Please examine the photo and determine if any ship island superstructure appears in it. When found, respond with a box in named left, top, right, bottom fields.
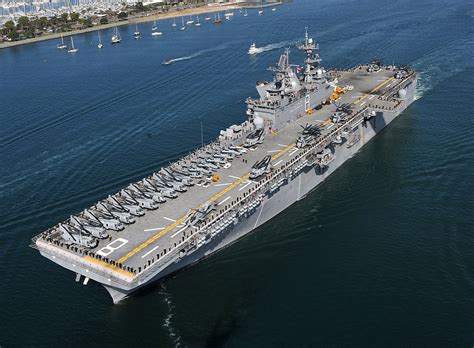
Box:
left=31, top=29, right=417, bottom=303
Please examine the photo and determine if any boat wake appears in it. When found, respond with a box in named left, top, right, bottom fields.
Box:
left=411, top=35, right=474, bottom=101
left=159, top=284, right=182, bottom=347
left=250, top=39, right=298, bottom=55
left=165, top=43, right=229, bottom=65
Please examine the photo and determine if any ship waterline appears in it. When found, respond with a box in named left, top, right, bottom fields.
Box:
left=31, top=31, right=416, bottom=303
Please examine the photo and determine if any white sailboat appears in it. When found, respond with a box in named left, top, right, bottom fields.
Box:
left=57, top=33, right=67, bottom=49
left=97, top=30, right=103, bottom=48
left=204, top=14, right=211, bottom=21
left=180, top=16, right=186, bottom=31
left=152, top=19, right=162, bottom=36
left=243, top=8, right=248, bottom=17
left=133, top=23, right=140, bottom=39
left=186, top=14, right=194, bottom=25
left=195, top=14, right=201, bottom=27
left=67, top=36, right=78, bottom=53
left=172, top=17, right=177, bottom=27
left=111, top=26, right=121, bottom=44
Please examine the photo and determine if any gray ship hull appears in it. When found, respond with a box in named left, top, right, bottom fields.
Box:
left=103, top=79, right=417, bottom=303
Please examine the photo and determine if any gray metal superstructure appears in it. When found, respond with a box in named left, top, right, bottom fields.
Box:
left=31, top=30, right=417, bottom=303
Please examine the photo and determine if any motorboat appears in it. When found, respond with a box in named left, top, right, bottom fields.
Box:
left=248, top=43, right=258, bottom=55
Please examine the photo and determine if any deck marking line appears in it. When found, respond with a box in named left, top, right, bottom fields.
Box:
left=83, top=256, right=134, bottom=278
left=239, top=180, right=253, bottom=191
left=353, top=77, right=394, bottom=105
left=144, top=227, right=165, bottom=232
left=163, top=217, right=176, bottom=222
left=218, top=196, right=231, bottom=205
left=274, top=160, right=283, bottom=166
left=171, top=226, right=187, bottom=238
left=214, top=183, right=232, bottom=187
left=141, top=245, right=160, bottom=258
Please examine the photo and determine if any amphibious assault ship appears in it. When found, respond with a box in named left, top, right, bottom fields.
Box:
left=31, top=29, right=417, bottom=303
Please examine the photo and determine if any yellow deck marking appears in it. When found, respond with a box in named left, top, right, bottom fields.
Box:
left=353, top=76, right=394, bottom=105
left=116, top=211, right=194, bottom=264
left=272, top=143, right=295, bottom=161
left=84, top=256, right=134, bottom=278
left=113, top=143, right=296, bottom=266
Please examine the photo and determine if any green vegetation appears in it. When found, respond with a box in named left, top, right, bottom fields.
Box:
left=117, top=11, right=128, bottom=20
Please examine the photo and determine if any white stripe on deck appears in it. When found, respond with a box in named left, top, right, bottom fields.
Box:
left=360, top=101, right=366, bottom=106
left=267, top=150, right=280, bottom=153
left=277, top=143, right=288, bottom=147
left=163, top=217, right=176, bottom=222
left=327, top=123, right=335, bottom=130
left=143, top=227, right=165, bottom=232
left=239, top=180, right=253, bottom=191
left=218, top=196, right=231, bottom=205
left=229, top=175, right=240, bottom=180
left=141, top=245, right=159, bottom=258
left=274, top=159, right=283, bottom=166
left=214, top=183, right=232, bottom=187
left=369, top=95, right=375, bottom=100
left=289, top=148, right=299, bottom=156
left=171, top=225, right=188, bottom=238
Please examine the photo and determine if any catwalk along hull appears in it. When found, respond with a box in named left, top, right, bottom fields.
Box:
left=103, top=79, right=417, bottom=303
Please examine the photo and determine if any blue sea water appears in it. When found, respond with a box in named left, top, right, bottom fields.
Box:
left=0, top=0, right=473, bottom=346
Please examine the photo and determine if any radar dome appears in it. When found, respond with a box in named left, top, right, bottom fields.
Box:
left=308, top=38, right=313, bottom=44
left=253, top=116, right=264, bottom=129
left=317, top=69, right=323, bottom=76
left=398, top=89, right=407, bottom=99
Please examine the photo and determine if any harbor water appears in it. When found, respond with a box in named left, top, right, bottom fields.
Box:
left=0, top=0, right=473, bottom=346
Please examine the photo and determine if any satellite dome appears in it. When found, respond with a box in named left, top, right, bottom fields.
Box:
left=317, top=69, right=323, bottom=76
left=308, top=38, right=313, bottom=44
left=254, top=116, right=264, bottom=129
left=398, top=89, right=407, bottom=99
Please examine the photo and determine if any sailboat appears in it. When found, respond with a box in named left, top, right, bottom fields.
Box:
left=57, top=33, right=67, bottom=49
left=172, top=17, right=177, bottom=27
left=133, top=23, right=140, bottom=39
left=195, top=14, right=201, bottom=27
left=111, top=27, right=121, bottom=44
left=67, top=36, right=78, bottom=53
left=186, top=14, right=194, bottom=25
left=213, top=12, right=222, bottom=24
left=151, top=19, right=162, bottom=36
left=97, top=30, right=103, bottom=48
left=258, top=1, right=264, bottom=15
left=243, top=9, right=248, bottom=17
left=204, top=14, right=211, bottom=21
left=180, top=16, right=186, bottom=31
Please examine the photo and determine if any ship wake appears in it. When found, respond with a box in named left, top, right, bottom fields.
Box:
left=159, top=284, right=182, bottom=347
left=411, top=35, right=474, bottom=101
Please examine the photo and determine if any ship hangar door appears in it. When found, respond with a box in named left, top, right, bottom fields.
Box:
left=304, top=94, right=311, bottom=112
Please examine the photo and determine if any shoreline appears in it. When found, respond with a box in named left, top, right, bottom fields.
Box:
left=0, top=3, right=250, bottom=49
